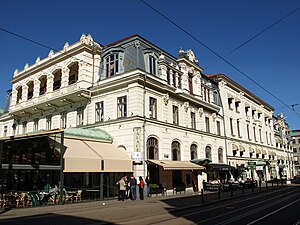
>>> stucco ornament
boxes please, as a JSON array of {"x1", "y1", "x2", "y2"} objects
[
  {"x1": 63, "y1": 42, "x2": 69, "y2": 51},
  {"x1": 48, "y1": 50, "x2": 54, "y2": 58},
  {"x1": 35, "y1": 57, "x2": 40, "y2": 64},
  {"x1": 183, "y1": 101, "x2": 189, "y2": 112},
  {"x1": 198, "y1": 107, "x2": 204, "y2": 117},
  {"x1": 163, "y1": 93, "x2": 169, "y2": 106},
  {"x1": 24, "y1": 63, "x2": 29, "y2": 70},
  {"x1": 212, "y1": 113, "x2": 217, "y2": 122},
  {"x1": 186, "y1": 50, "x2": 198, "y2": 63}
]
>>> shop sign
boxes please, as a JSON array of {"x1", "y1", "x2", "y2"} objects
[
  {"x1": 248, "y1": 161, "x2": 256, "y2": 169},
  {"x1": 132, "y1": 152, "x2": 144, "y2": 163}
]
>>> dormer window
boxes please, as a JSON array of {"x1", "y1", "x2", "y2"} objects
[
  {"x1": 149, "y1": 55, "x2": 156, "y2": 75},
  {"x1": 106, "y1": 53, "x2": 119, "y2": 77}
]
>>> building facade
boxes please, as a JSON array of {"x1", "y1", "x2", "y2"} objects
[{"x1": 0, "y1": 34, "x2": 296, "y2": 195}]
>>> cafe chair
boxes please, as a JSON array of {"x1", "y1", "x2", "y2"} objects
[{"x1": 75, "y1": 190, "x2": 82, "y2": 202}]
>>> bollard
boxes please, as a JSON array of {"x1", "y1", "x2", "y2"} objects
[
  {"x1": 201, "y1": 188, "x2": 204, "y2": 203},
  {"x1": 218, "y1": 185, "x2": 221, "y2": 199},
  {"x1": 259, "y1": 180, "x2": 261, "y2": 191},
  {"x1": 251, "y1": 181, "x2": 254, "y2": 192}
]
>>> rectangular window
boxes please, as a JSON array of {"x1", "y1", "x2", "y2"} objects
[
  {"x1": 217, "y1": 121, "x2": 221, "y2": 135},
  {"x1": 269, "y1": 133, "x2": 272, "y2": 145},
  {"x1": 149, "y1": 97, "x2": 157, "y2": 119},
  {"x1": 117, "y1": 96, "x2": 127, "y2": 118},
  {"x1": 34, "y1": 119, "x2": 39, "y2": 131},
  {"x1": 188, "y1": 75, "x2": 193, "y2": 94},
  {"x1": 77, "y1": 107, "x2": 84, "y2": 126},
  {"x1": 60, "y1": 111, "x2": 67, "y2": 129},
  {"x1": 149, "y1": 55, "x2": 156, "y2": 75},
  {"x1": 266, "y1": 132, "x2": 269, "y2": 144},
  {"x1": 22, "y1": 122, "x2": 27, "y2": 134},
  {"x1": 173, "y1": 106, "x2": 179, "y2": 125},
  {"x1": 259, "y1": 128, "x2": 262, "y2": 143},
  {"x1": 191, "y1": 112, "x2": 196, "y2": 129},
  {"x1": 105, "y1": 53, "x2": 119, "y2": 77},
  {"x1": 253, "y1": 127, "x2": 257, "y2": 141},
  {"x1": 230, "y1": 118, "x2": 234, "y2": 135},
  {"x1": 228, "y1": 98, "x2": 233, "y2": 110},
  {"x1": 46, "y1": 115, "x2": 52, "y2": 130},
  {"x1": 3, "y1": 126, "x2": 7, "y2": 137},
  {"x1": 235, "y1": 101, "x2": 240, "y2": 113},
  {"x1": 292, "y1": 139, "x2": 296, "y2": 144},
  {"x1": 245, "y1": 106, "x2": 250, "y2": 116},
  {"x1": 237, "y1": 119, "x2": 241, "y2": 137},
  {"x1": 205, "y1": 117, "x2": 210, "y2": 133},
  {"x1": 247, "y1": 124, "x2": 250, "y2": 140},
  {"x1": 95, "y1": 101, "x2": 104, "y2": 122},
  {"x1": 298, "y1": 139, "x2": 300, "y2": 144}
]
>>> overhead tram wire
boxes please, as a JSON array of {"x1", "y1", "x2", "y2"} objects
[
  {"x1": 205, "y1": 5, "x2": 300, "y2": 69},
  {"x1": 0, "y1": 27, "x2": 105, "y2": 73},
  {"x1": 139, "y1": 0, "x2": 300, "y2": 119}
]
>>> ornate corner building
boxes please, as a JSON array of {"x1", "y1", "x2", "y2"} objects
[{"x1": 0, "y1": 34, "x2": 296, "y2": 195}]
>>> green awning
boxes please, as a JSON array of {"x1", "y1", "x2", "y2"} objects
[
  {"x1": 64, "y1": 128, "x2": 113, "y2": 143},
  {"x1": 191, "y1": 158, "x2": 212, "y2": 166}
]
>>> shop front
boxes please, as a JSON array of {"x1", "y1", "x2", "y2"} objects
[
  {"x1": 0, "y1": 128, "x2": 133, "y2": 205},
  {"x1": 146, "y1": 159, "x2": 204, "y2": 195}
]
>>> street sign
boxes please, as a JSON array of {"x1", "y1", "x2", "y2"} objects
[{"x1": 248, "y1": 161, "x2": 256, "y2": 170}]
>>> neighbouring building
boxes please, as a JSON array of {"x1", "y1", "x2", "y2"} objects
[{"x1": 290, "y1": 129, "x2": 300, "y2": 176}]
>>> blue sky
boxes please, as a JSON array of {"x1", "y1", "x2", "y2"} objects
[{"x1": 0, "y1": 0, "x2": 299, "y2": 129}]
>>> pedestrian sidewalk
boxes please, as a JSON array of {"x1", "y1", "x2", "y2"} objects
[{"x1": 0, "y1": 184, "x2": 290, "y2": 220}]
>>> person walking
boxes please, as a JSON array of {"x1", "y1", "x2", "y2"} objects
[
  {"x1": 139, "y1": 176, "x2": 145, "y2": 200},
  {"x1": 129, "y1": 176, "x2": 137, "y2": 200},
  {"x1": 117, "y1": 177, "x2": 126, "y2": 201},
  {"x1": 145, "y1": 176, "x2": 150, "y2": 197}
]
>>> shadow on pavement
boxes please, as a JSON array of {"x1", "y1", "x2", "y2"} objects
[{"x1": 0, "y1": 213, "x2": 115, "y2": 225}]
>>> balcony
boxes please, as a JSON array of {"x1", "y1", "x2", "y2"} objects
[{"x1": 10, "y1": 84, "x2": 90, "y2": 118}]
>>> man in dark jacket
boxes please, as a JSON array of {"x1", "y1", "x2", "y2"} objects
[{"x1": 129, "y1": 176, "x2": 137, "y2": 200}]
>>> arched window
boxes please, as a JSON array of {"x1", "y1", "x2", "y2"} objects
[
  {"x1": 190, "y1": 144, "x2": 197, "y2": 160},
  {"x1": 16, "y1": 86, "x2": 22, "y2": 104},
  {"x1": 218, "y1": 148, "x2": 223, "y2": 163},
  {"x1": 172, "y1": 141, "x2": 181, "y2": 161},
  {"x1": 53, "y1": 69, "x2": 62, "y2": 90},
  {"x1": 68, "y1": 62, "x2": 79, "y2": 85},
  {"x1": 147, "y1": 137, "x2": 159, "y2": 160},
  {"x1": 39, "y1": 75, "x2": 47, "y2": 95},
  {"x1": 27, "y1": 81, "x2": 34, "y2": 100},
  {"x1": 205, "y1": 146, "x2": 212, "y2": 160}
]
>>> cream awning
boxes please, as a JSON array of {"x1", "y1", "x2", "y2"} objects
[
  {"x1": 147, "y1": 159, "x2": 204, "y2": 170},
  {"x1": 232, "y1": 144, "x2": 238, "y2": 151},
  {"x1": 256, "y1": 148, "x2": 262, "y2": 154},
  {"x1": 64, "y1": 138, "x2": 133, "y2": 173},
  {"x1": 239, "y1": 145, "x2": 245, "y2": 152}
]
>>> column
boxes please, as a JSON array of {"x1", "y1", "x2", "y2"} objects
[
  {"x1": 61, "y1": 67, "x2": 70, "y2": 88},
  {"x1": 47, "y1": 74, "x2": 54, "y2": 92},
  {"x1": 33, "y1": 80, "x2": 40, "y2": 98}
]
